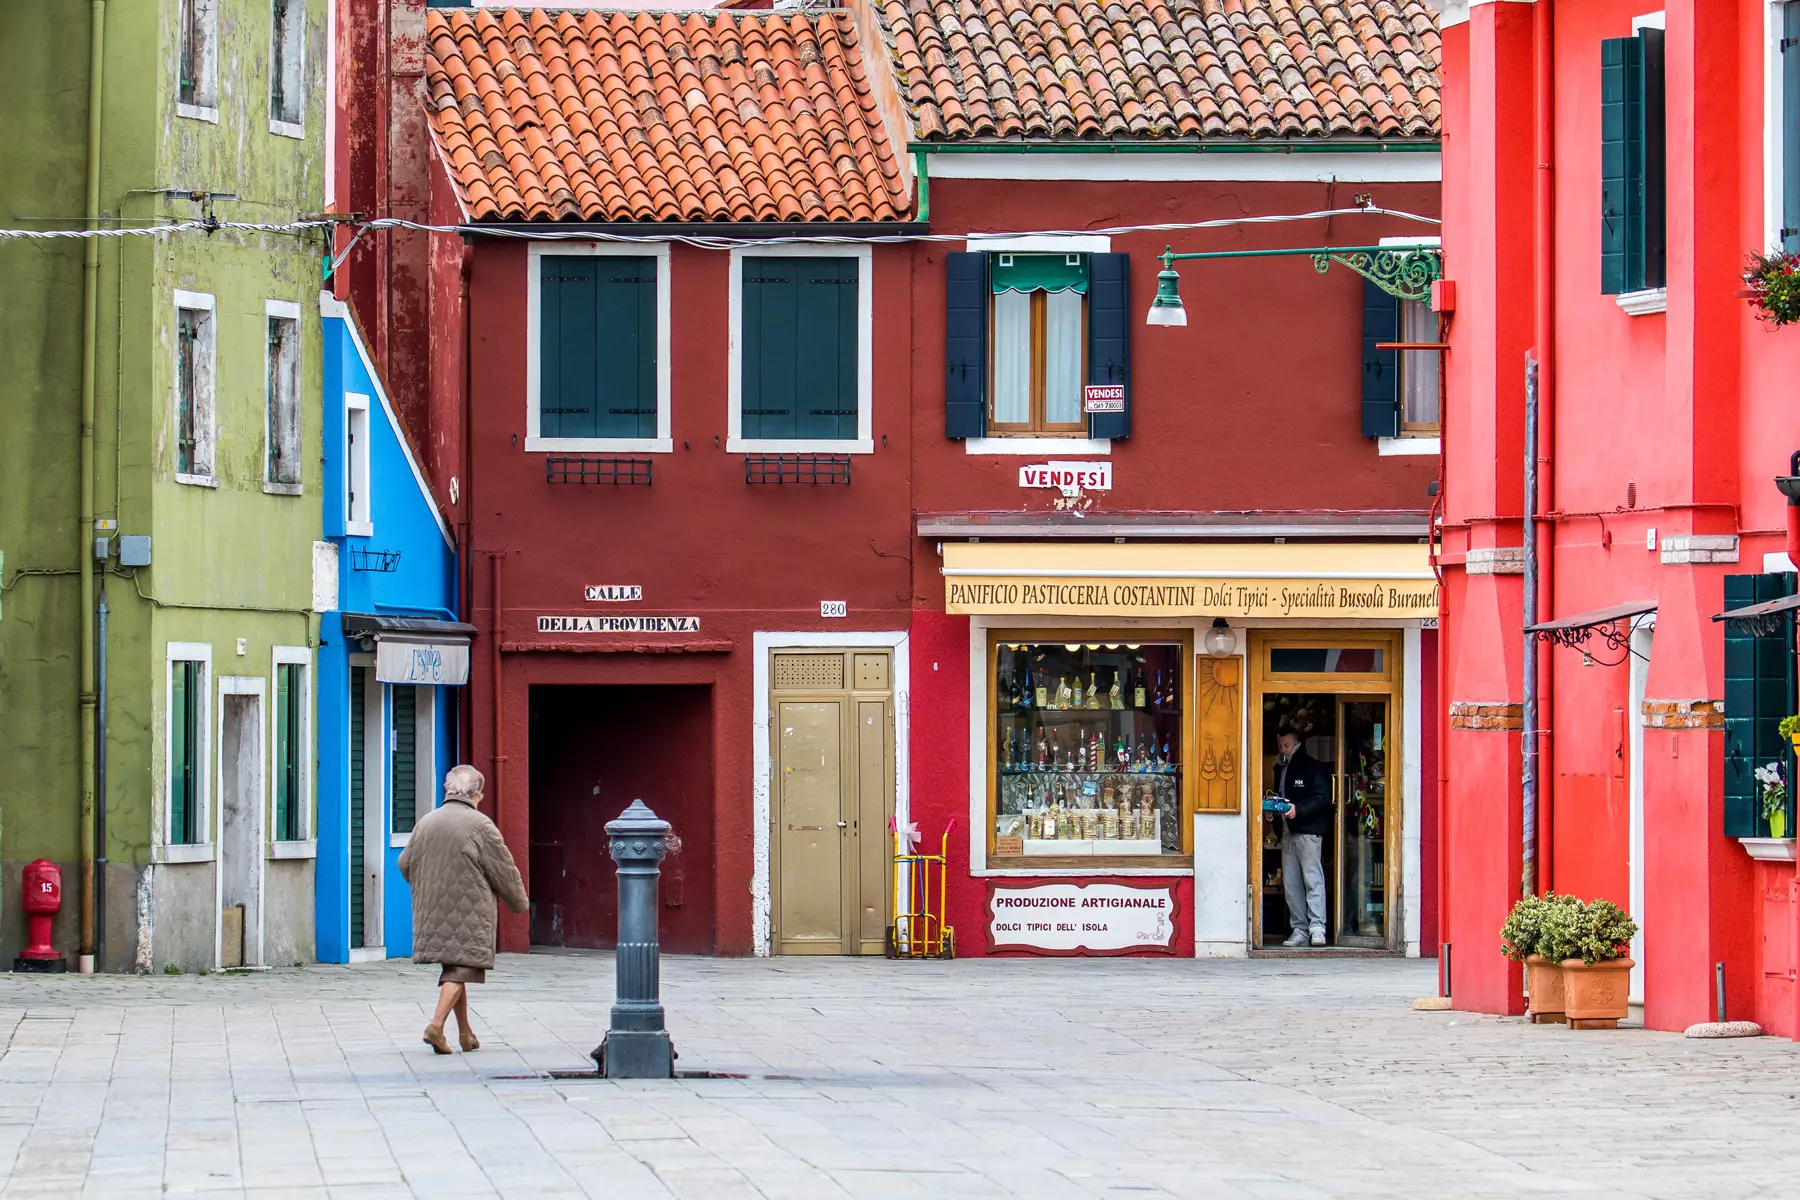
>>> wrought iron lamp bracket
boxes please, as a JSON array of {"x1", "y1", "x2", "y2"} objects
[
  {"x1": 1309, "y1": 249, "x2": 1443, "y2": 303},
  {"x1": 1531, "y1": 620, "x2": 1647, "y2": 664}
]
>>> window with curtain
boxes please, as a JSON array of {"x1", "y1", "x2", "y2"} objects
[
  {"x1": 988, "y1": 254, "x2": 1088, "y2": 435},
  {"x1": 1398, "y1": 299, "x2": 1441, "y2": 433}
]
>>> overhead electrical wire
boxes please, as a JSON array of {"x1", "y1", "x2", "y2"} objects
[{"x1": 0, "y1": 206, "x2": 1442, "y2": 260}]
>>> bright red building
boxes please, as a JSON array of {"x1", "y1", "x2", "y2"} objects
[{"x1": 1438, "y1": 0, "x2": 1800, "y2": 1031}]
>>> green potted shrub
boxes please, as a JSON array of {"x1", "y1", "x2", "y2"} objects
[
  {"x1": 1780, "y1": 714, "x2": 1800, "y2": 754},
  {"x1": 1558, "y1": 899, "x2": 1638, "y2": 1029},
  {"x1": 1501, "y1": 893, "x2": 1579, "y2": 1023}
]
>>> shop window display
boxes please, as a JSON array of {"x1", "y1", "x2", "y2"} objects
[{"x1": 992, "y1": 640, "x2": 1184, "y2": 857}]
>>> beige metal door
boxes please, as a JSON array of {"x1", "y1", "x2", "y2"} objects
[{"x1": 772, "y1": 651, "x2": 894, "y2": 955}]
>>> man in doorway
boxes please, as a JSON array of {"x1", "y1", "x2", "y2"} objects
[{"x1": 1272, "y1": 728, "x2": 1333, "y2": 947}]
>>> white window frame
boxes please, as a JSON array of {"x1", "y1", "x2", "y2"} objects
[
  {"x1": 727, "y1": 243, "x2": 875, "y2": 455},
  {"x1": 1768, "y1": 1, "x2": 1798, "y2": 251},
  {"x1": 173, "y1": 290, "x2": 218, "y2": 487},
  {"x1": 177, "y1": 0, "x2": 221, "y2": 122},
  {"x1": 525, "y1": 241, "x2": 672, "y2": 453},
  {"x1": 161, "y1": 642, "x2": 215, "y2": 863},
  {"x1": 264, "y1": 299, "x2": 304, "y2": 495},
  {"x1": 269, "y1": 646, "x2": 316, "y2": 857},
  {"x1": 389, "y1": 686, "x2": 435, "y2": 849},
  {"x1": 345, "y1": 391, "x2": 373, "y2": 537},
  {"x1": 268, "y1": 0, "x2": 306, "y2": 138}
]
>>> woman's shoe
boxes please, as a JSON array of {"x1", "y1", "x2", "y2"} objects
[
  {"x1": 458, "y1": 1028, "x2": 480, "y2": 1052},
  {"x1": 422, "y1": 1024, "x2": 452, "y2": 1055}
]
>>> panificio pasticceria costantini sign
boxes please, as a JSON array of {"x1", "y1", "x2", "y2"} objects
[{"x1": 942, "y1": 543, "x2": 1438, "y2": 620}]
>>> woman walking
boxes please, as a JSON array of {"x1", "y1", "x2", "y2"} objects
[{"x1": 397, "y1": 764, "x2": 529, "y2": 1054}]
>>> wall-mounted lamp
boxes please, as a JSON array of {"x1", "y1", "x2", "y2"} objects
[{"x1": 1203, "y1": 618, "x2": 1235, "y2": 657}]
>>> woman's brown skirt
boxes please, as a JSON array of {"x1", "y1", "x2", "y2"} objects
[{"x1": 438, "y1": 964, "x2": 487, "y2": 985}]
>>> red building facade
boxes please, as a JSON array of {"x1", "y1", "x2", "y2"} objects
[
  {"x1": 884, "y1": 0, "x2": 1448, "y2": 958},
  {"x1": 1439, "y1": 0, "x2": 1800, "y2": 1032}
]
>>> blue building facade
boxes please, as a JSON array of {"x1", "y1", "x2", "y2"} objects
[{"x1": 317, "y1": 294, "x2": 467, "y2": 962}]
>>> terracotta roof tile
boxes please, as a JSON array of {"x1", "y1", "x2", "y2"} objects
[
  {"x1": 427, "y1": 8, "x2": 909, "y2": 223},
  {"x1": 878, "y1": 0, "x2": 1439, "y2": 143}
]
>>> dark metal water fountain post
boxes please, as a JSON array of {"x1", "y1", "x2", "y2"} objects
[{"x1": 594, "y1": 799, "x2": 674, "y2": 1078}]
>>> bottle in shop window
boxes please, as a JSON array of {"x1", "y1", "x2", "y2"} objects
[
  {"x1": 1090, "y1": 732, "x2": 1101, "y2": 771},
  {"x1": 1152, "y1": 670, "x2": 1164, "y2": 710},
  {"x1": 1115, "y1": 735, "x2": 1128, "y2": 770},
  {"x1": 1036, "y1": 730, "x2": 1049, "y2": 771},
  {"x1": 1035, "y1": 668, "x2": 1049, "y2": 709},
  {"x1": 1086, "y1": 672, "x2": 1101, "y2": 710},
  {"x1": 1072, "y1": 674, "x2": 1084, "y2": 708},
  {"x1": 1133, "y1": 666, "x2": 1147, "y2": 709},
  {"x1": 1076, "y1": 738, "x2": 1087, "y2": 772},
  {"x1": 1161, "y1": 737, "x2": 1172, "y2": 771},
  {"x1": 1056, "y1": 675, "x2": 1073, "y2": 710},
  {"x1": 1018, "y1": 662, "x2": 1031, "y2": 710},
  {"x1": 1109, "y1": 671, "x2": 1123, "y2": 710}
]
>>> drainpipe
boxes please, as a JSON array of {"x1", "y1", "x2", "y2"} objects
[
  {"x1": 77, "y1": 0, "x2": 108, "y2": 973},
  {"x1": 1530, "y1": 0, "x2": 1558, "y2": 897},
  {"x1": 457, "y1": 245, "x2": 473, "y2": 765},
  {"x1": 95, "y1": 584, "x2": 108, "y2": 972},
  {"x1": 1522, "y1": 357, "x2": 1539, "y2": 899},
  {"x1": 489, "y1": 550, "x2": 505, "y2": 822}
]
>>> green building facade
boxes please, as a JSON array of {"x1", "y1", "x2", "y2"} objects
[{"x1": 1, "y1": 0, "x2": 327, "y2": 970}]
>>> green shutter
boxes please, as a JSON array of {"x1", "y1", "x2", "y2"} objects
[
  {"x1": 742, "y1": 256, "x2": 859, "y2": 441},
  {"x1": 944, "y1": 253, "x2": 988, "y2": 439},
  {"x1": 170, "y1": 660, "x2": 200, "y2": 845},
  {"x1": 540, "y1": 255, "x2": 656, "y2": 439},
  {"x1": 1600, "y1": 36, "x2": 1643, "y2": 295},
  {"x1": 1637, "y1": 28, "x2": 1666, "y2": 290},
  {"x1": 1600, "y1": 31, "x2": 1666, "y2": 294},
  {"x1": 391, "y1": 686, "x2": 417, "y2": 835},
  {"x1": 275, "y1": 664, "x2": 303, "y2": 842},
  {"x1": 1723, "y1": 573, "x2": 1797, "y2": 838},
  {"x1": 349, "y1": 666, "x2": 365, "y2": 950},
  {"x1": 1360, "y1": 280, "x2": 1401, "y2": 438},
  {"x1": 1784, "y1": 3, "x2": 1800, "y2": 254}
]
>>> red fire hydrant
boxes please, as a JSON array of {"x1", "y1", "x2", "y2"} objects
[{"x1": 14, "y1": 860, "x2": 66, "y2": 973}]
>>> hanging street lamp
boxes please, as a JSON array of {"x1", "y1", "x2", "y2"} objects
[{"x1": 1143, "y1": 243, "x2": 1444, "y2": 328}]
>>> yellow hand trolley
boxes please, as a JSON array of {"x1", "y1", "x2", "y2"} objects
[{"x1": 886, "y1": 823, "x2": 955, "y2": 959}]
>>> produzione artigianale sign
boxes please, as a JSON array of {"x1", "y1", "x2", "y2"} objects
[
  {"x1": 988, "y1": 882, "x2": 1177, "y2": 954},
  {"x1": 945, "y1": 579, "x2": 1439, "y2": 620},
  {"x1": 537, "y1": 615, "x2": 701, "y2": 633}
]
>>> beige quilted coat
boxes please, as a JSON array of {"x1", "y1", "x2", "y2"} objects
[{"x1": 397, "y1": 799, "x2": 528, "y2": 968}]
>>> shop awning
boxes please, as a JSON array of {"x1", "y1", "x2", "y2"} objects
[
  {"x1": 1712, "y1": 592, "x2": 1800, "y2": 636},
  {"x1": 341, "y1": 613, "x2": 475, "y2": 685},
  {"x1": 941, "y1": 542, "x2": 1438, "y2": 619},
  {"x1": 1523, "y1": 600, "x2": 1655, "y2": 656}
]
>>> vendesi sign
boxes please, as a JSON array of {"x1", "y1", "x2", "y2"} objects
[
  {"x1": 584, "y1": 585, "x2": 643, "y2": 602},
  {"x1": 537, "y1": 615, "x2": 701, "y2": 633},
  {"x1": 376, "y1": 640, "x2": 470, "y2": 686},
  {"x1": 988, "y1": 882, "x2": 1177, "y2": 954},
  {"x1": 1019, "y1": 461, "x2": 1112, "y2": 491},
  {"x1": 1083, "y1": 383, "x2": 1124, "y2": 414}
]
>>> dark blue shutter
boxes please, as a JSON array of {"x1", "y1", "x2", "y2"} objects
[
  {"x1": 1638, "y1": 28, "x2": 1666, "y2": 290},
  {"x1": 1360, "y1": 280, "x2": 1400, "y2": 438},
  {"x1": 1600, "y1": 36, "x2": 1642, "y2": 295},
  {"x1": 944, "y1": 253, "x2": 987, "y2": 439},
  {"x1": 1723, "y1": 572, "x2": 1797, "y2": 838},
  {"x1": 391, "y1": 686, "x2": 416, "y2": 835},
  {"x1": 1086, "y1": 252, "x2": 1130, "y2": 440},
  {"x1": 1784, "y1": 3, "x2": 1800, "y2": 253}
]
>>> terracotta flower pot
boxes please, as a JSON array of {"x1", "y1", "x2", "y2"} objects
[
  {"x1": 1561, "y1": 957, "x2": 1634, "y2": 1029},
  {"x1": 1525, "y1": 954, "x2": 1566, "y2": 1023}
]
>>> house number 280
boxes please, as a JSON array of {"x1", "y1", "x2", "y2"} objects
[{"x1": 820, "y1": 601, "x2": 847, "y2": 618}]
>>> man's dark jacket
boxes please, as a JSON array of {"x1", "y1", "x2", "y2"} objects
[{"x1": 1275, "y1": 749, "x2": 1334, "y2": 837}]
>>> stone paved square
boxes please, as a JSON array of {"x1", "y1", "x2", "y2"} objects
[{"x1": 0, "y1": 953, "x2": 1794, "y2": 1198}]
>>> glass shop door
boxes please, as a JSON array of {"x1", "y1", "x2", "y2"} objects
[{"x1": 1334, "y1": 698, "x2": 1392, "y2": 949}]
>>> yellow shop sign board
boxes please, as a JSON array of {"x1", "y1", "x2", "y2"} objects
[{"x1": 942, "y1": 542, "x2": 1438, "y2": 619}]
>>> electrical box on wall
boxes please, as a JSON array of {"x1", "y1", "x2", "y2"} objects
[{"x1": 119, "y1": 536, "x2": 152, "y2": 567}]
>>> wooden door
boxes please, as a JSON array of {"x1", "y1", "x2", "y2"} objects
[{"x1": 771, "y1": 651, "x2": 894, "y2": 955}]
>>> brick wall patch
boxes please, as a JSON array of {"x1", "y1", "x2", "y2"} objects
[
  {"x1": 1642, "y1": 699, "x2": 1725, "y2": 730},
  {"x1": 1450, "y1": 701, "x2": 1524, "y2": 731}
]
